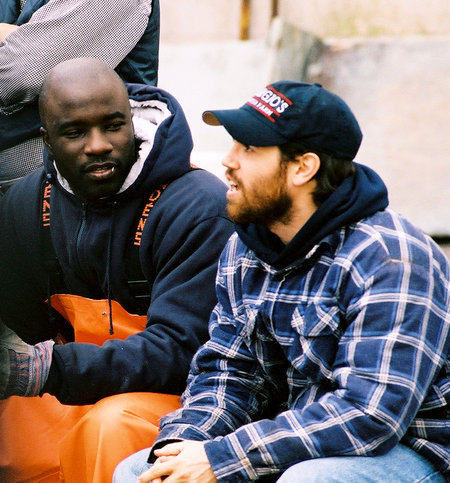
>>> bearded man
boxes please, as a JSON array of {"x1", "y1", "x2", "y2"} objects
[{"x1": 115, "y1": 81, "x2": 449, "y2": 483}]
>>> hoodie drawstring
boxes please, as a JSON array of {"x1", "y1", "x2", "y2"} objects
[{"x1": 106, "y1": 202, "x2": 118, "y2": 335}]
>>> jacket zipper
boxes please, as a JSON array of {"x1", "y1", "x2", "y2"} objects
[{"x1": 76, "y1": 203, "x2": 88, "y2": 264}]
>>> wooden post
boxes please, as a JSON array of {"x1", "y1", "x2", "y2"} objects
[
  {"x1": 271, "y1": 0, "x2": 279, "y2": 19},
  {"x1": 240, "y1": 0, "x2": 250, "y2": 40}
]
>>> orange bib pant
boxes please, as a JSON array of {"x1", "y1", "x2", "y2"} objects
[{"x1": 0, "y1": 295, "x2": 181, "y2": 482}]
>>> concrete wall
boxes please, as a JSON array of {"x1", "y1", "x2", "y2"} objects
[
  {"x1": 275, "y1": 0, "x2": 450, "y2": 38},
  {"x1": 158, "y1": 3, "x2": 450, "y2": 243},
  {"x1": 160, "y1": 0, "x2": 450, "y2": 43},
  {"x1": 306, "y1": 35, "x2": 450, "y2": 237}
]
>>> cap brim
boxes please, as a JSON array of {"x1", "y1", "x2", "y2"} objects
[{"x1": 202, "y1": 108, "x2": 288, "y2": 147}]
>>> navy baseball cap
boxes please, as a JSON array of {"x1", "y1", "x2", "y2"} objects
[{"x1": 202, "y1": 81, "x2": 362, "y2": 160}]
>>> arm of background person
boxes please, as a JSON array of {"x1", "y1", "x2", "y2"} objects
[
  {"x1": 0, "y1": 23, "x2": 18, "y2": 42},
  {"x1": 0, "y1": 0, "x2": 152, "y2": 113}
]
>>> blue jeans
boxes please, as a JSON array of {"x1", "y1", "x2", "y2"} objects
[
  {"x1": 114, "y1": 448, "x2": 152, "y2": 482},
  {"x1": 113, "y1": 444, "x2": 445, "y2": 482}
]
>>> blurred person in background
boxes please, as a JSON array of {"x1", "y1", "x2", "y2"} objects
[{"x1": 0, "y1": 0, "x2": 159, "y2": 194}]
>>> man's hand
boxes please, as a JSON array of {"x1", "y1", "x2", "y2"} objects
[
  {"x1": 0, "y1": 321, "x2": 54, "y2": 399},
  {"x1": 138, "y1": 441, "x2": 218, "y2": 483},
  {"x1": 0, "y1": 23, "x2": 18, "y2": 42}
]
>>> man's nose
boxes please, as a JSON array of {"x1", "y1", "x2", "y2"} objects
[
  {"x1": 221, "y1": 144, "x2": 240, "y2": 170},
  {"x1": 84, "y1": 129, "x2": 113, "y2": 155}
]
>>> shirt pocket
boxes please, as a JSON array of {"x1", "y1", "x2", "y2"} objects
[{"x1": 290, "y1": 302, "x2": 342, "y2": 381}]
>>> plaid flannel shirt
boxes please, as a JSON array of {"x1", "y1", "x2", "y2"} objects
[{"x1": 156, "y1": 208, "x2": 450, "y2": 481}]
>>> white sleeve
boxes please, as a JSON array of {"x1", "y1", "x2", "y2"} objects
[{"x1": 0, "y1": 0, "x2": 152, "y2": 113}]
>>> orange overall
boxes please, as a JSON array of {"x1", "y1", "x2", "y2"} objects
[{"x1": 0, "y1": 295, "x2": 181, "y2": 482}]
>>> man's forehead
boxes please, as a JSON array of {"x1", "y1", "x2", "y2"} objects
[
  {"x1": 47, "y1": 83, "x2": 129, "y2": 113},
  {"x1": 44, "y1": 94, "x2": 131, "y2": 131}
]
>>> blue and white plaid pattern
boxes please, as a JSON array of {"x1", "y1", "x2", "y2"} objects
[{"x1": 157, "y1": 208, "x2": 450, "y2": 480}]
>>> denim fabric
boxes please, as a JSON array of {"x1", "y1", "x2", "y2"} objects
[
  {"x1": 113, "y1": 448, "x2": 151, "y2": 482},
  {"x1": 277, "y1": 444, "x2": 445, "y2": 483},
  {"x1": 113, "y1": 444, "x2": 445, "y2": 483}
]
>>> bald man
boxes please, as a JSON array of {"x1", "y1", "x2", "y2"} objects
[{"x1": 0, "y1": 58, "x2": 233, "y2": 482}]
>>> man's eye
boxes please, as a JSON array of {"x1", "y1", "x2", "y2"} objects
[
  {"x1": 106, "y1": 122, "x2": 125, "y2": 131},
  {"x1": 64, "y1": 130, "x2": 83, "y2": 138},
  {"x1": 243, "y1": 144, "x2": 253, "y2": 152}
]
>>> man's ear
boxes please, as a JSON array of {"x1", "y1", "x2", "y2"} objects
[
  {"x1": 40, "y1": 126, "x2": 53, "y2": 156},
  {"x1": 291, "y1": 152, "x2": 320, "y2": 187}
]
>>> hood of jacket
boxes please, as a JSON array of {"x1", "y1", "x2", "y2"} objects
[
  {"x1": 235, "y1": 163, "x2": 389, "y2": 269},
  {"x1": 43, "y1": 83, "x2": 194, "y2": 200}
]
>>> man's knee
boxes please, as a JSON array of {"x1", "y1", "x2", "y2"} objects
[
  {"x1": 72, "y1": 393, "x2": 143, "y2": 435},
  {"x1": 277, "y1": 458, "x2": 339, "y2": 483},
  {"x1": 276, "y1": 445, "x2": 446, "y2": 483}
]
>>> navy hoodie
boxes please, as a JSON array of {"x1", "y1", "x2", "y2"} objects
[
  {"x1": 0, "y1": 84, "x2": 234, "y2": 404},
  {"x1": 235, "y1": 163, "x2": 389, "y2": 269}
]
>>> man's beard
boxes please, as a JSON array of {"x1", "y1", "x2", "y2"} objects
[{"x1": 227, "y1": 168, "x2": 293, "y2": 226}]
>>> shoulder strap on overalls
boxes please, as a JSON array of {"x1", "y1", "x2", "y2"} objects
[
  {"x1": 40, "y1": 176, "x2": 71, "y2": 339},
  {"x1": 40, "y1": 177, "x2": 64, "y2": 291},
  {"x1": 125, "y1": 165, "x2": 200, "y2": 312},
  {"x1": 126, "y1": 183, "x2": 168, "y2": 313}
]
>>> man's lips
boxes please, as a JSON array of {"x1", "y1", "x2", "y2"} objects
[
  {"x1": 83, "y1": 161, "x2": 117, "y2": 180},
  {"x1": 226, "y1": 175, "x2": 240, "y2": 197},
  {"x1": 84, "y1": 161, "x2": 117, "y2": 172},
  {"x1": 226, "y1": 172, "x2": 239, "y2": 189}
]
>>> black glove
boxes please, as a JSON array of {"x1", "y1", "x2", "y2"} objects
[{"x1": 0, "y1": 320, "x2": 54, "y2": 399}]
